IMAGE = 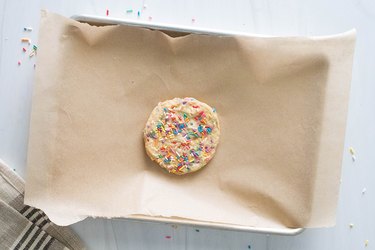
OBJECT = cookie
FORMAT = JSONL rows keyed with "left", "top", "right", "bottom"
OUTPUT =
{"left": 144, "top": 97, "right": 220, "bottom": 175}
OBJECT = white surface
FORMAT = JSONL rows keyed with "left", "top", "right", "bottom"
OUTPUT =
{"left": 0, "top": 0, "right": 374, "bottom": 249}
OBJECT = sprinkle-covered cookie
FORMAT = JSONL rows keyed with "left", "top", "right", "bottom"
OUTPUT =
{"left": 144, "top": 97, "right": 220, "bottom": 175}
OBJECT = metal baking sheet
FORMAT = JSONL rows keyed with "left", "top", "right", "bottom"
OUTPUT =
{"left": 71, "top": 14, "right": 304, "bottom": 236}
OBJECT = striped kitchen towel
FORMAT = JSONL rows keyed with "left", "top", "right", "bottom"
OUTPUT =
{"left": 0, "top": 159, "right": 85, "bottom": 250}
{"left": 0, "top": 200, "right": 68, "bottom": 249}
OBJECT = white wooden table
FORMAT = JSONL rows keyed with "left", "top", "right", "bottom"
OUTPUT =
{"left": 1, "top": 0, "right": 374, "bottom": 249}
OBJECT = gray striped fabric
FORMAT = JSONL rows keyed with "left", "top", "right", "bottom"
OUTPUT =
{"left": 0, "top": 200, "right": 67, "bottom": 250}
{"left": 0, "top": 159, "right": 84, "bottom": 250}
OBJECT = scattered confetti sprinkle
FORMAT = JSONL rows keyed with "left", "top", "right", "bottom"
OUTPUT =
{"left": 126, "top": 9, "right": 133, "bottom": 13}
{"left": 349, "top": 147, "right": 356, "bottom": 161}
{"left": 365, "top": 240, "right": 369, "bottom": 247}
{"left": 195, "top": 229, "right": 200, "bottom": 232}
{"left": 27, "top": 44, "right": 38, "bottom": 58}
{"left": 248, "top": 245, "right": 251, "bottom": 249}
{"left": 165, "top": 236, "right": 171, "bottom": 239}
{"left": 106, "top": 9, "right": 109, "bottom": 16}
{"left": 349, "top": 223, "right": 354, "bottom": 228}
{"left": 362, "top": 188, "right": 367, "bottom": 194}
{"left": 22, "top": 47, "right": 26, "bottom": 52}
{"left": 349, "top": 147, "right": 356, "bottom": 155}
{"left": 137, "top": 11, "right": 141, "bottom": 17}
{"left": 192, "top": 18, "right": 196, "bottom": 23}
{"left": 21, "top": 37, "right": 31, "bottom": 43}
{"left": 18, "top": 60, "right": 21, "bottom": 66}
{"left": 23, "top": 27, "right": 33, "bottom": 31}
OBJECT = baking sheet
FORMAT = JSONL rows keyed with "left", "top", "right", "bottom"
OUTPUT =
{"left": 25, "top": 11, "right": 356, "bottom": 228}
{"left": 70, "top": 15, "right": 304, "bottom": 235}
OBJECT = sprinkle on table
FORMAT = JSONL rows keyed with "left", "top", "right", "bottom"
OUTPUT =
{"left": 365, "top": 240, "right": 369, "bottom": 247}
{"left": 17, "top": 60, "right": 21, "bottom": 66}
{"left": 126, "top": 9, "right": 133, "bottom": 13}
{"left": 23, "top": 27, "right": 33, "bottom": 31}
{"left": 349, "top": 147, "right": 356, "bottom": 155}
{"left": 29, "top": 51, "right": 35, "bottom": 58}
{"left": 137, "top": 10, "right": 141, "bottom": 17}
{"left": 349, "top": 146, "right": 356, "bottom": 161}
{"left": 349, "top": 223, "right": 354, "bottom": 228}
{"left": 21, "top": 37, "right": 31, "bottom": 43}
{"left": 29, "top": 45, "right": 37, "bottom": 58}
{"left": 106, "top": 9, "right": 109, "bottom": 16}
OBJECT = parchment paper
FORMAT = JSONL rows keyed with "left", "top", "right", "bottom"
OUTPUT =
{"left": 25, "top": 11, "right": 356, "bottom": 228}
